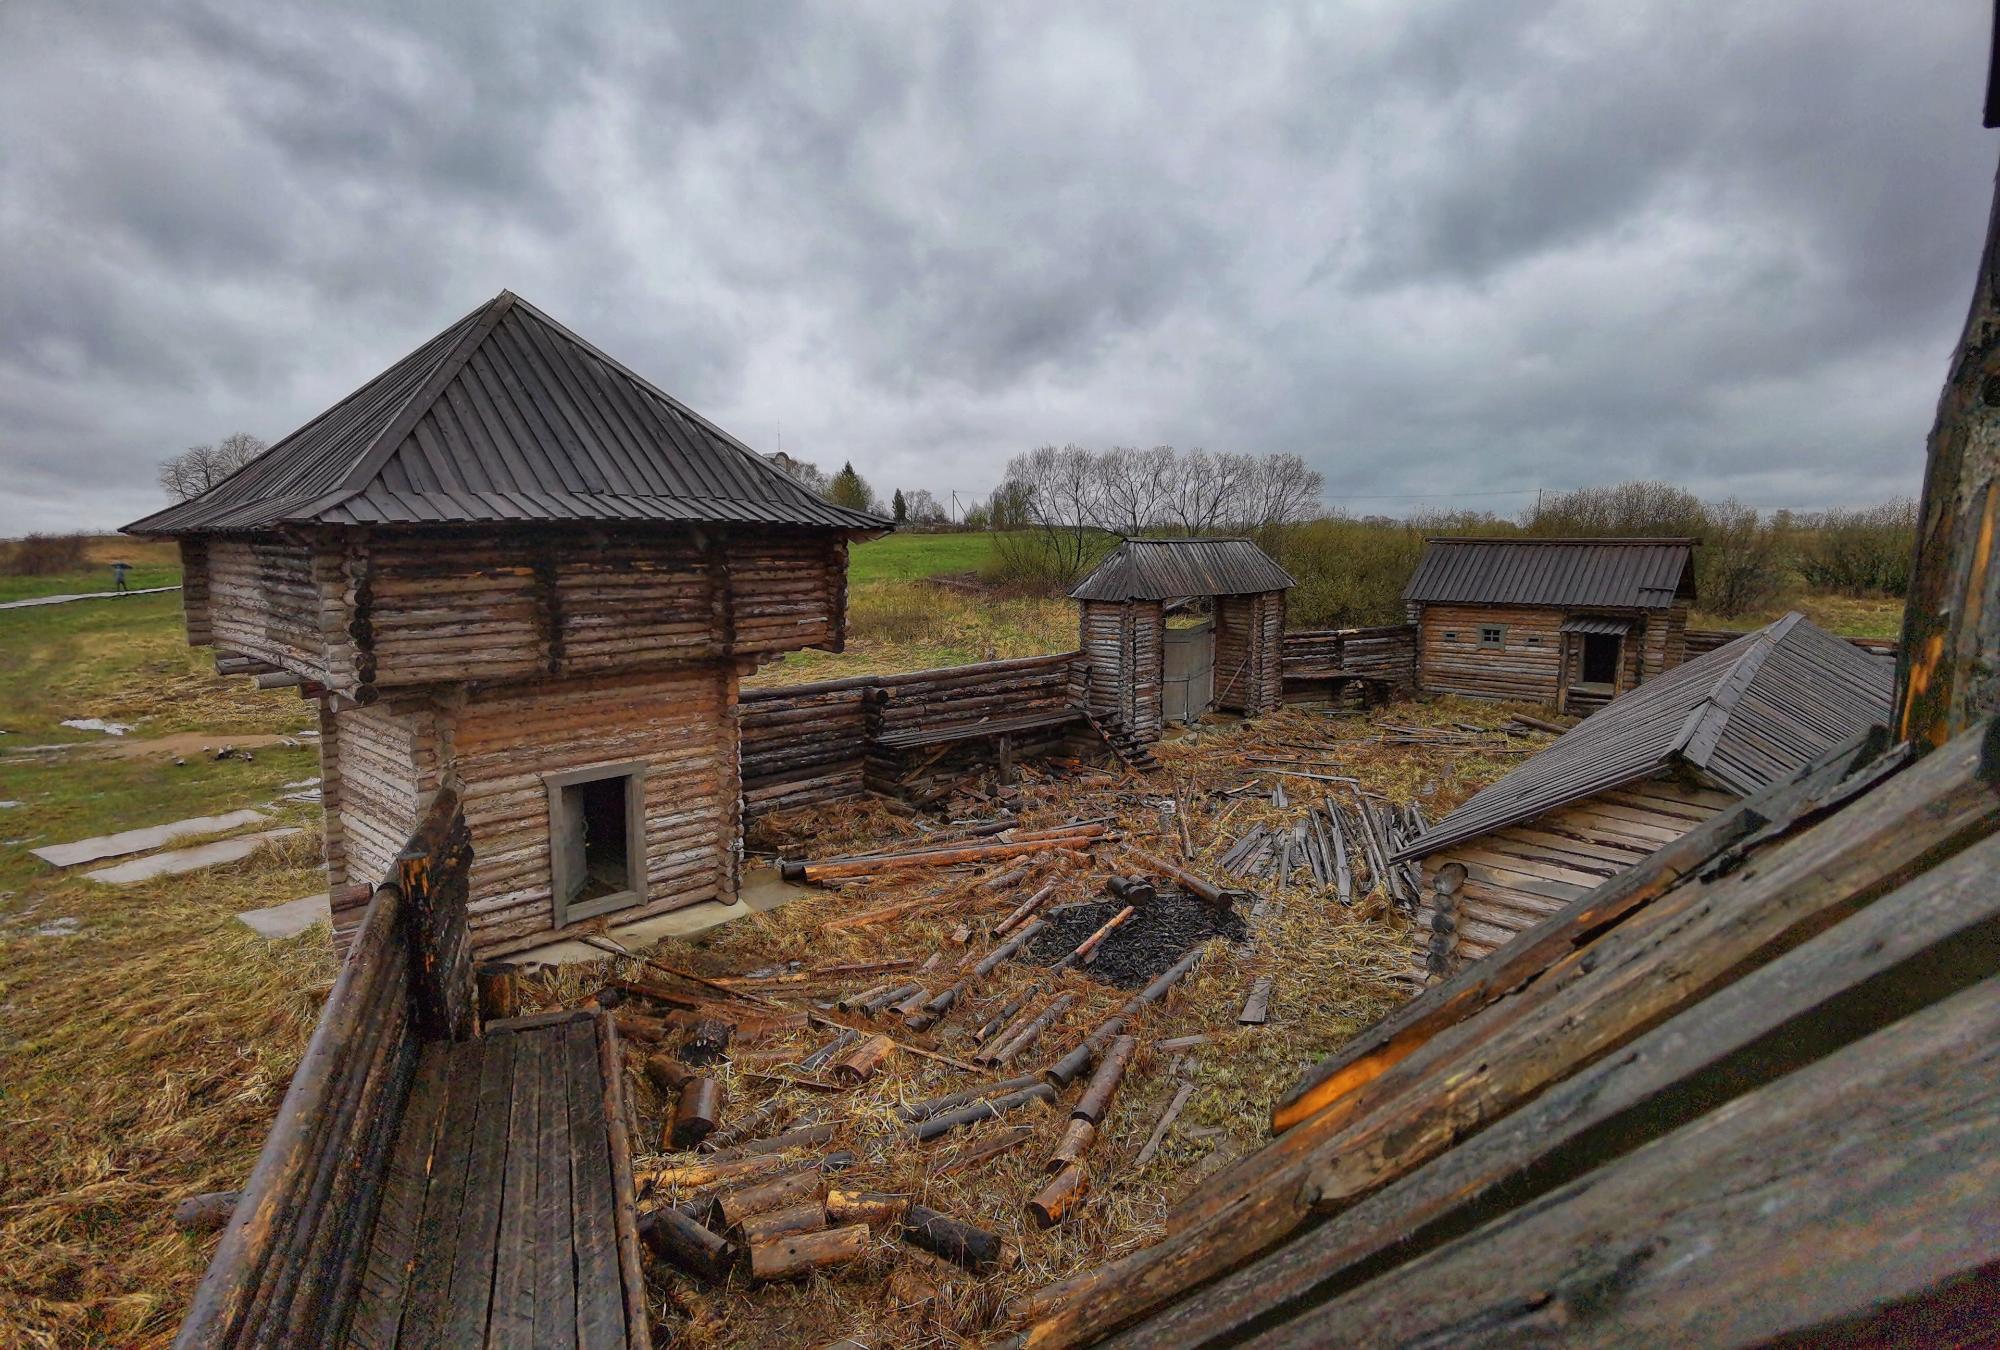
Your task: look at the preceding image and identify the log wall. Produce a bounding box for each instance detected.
[739,651,1083,816]
[327,666,738,955]
[1078,600,1164,741]
[1416,603,1567,703]
[1280,624,1418,700]
[1213,590,1286,716]
[356,525,846,690]
[1411,772,1734,983]
[1688,626,1898,659]
[199,536,335,683]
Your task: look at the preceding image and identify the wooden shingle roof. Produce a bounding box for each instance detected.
[124,292,889,536]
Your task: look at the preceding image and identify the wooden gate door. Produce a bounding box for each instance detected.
[1163,620,1215,725]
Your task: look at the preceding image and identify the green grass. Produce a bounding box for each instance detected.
[0,562,182,604]
[0,591,313,742]
[845,531,1009,583]
[1692,592,1905,641]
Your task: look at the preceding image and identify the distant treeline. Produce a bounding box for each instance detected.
[2,532,90,576]
[978,476,1918,628]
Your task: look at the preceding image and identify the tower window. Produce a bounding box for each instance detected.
[546,762,648,925]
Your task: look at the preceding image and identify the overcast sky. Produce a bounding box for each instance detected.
[0,1,1991,537]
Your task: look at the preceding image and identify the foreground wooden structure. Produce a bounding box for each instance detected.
[174,789,648,1348]
[127,291,886,956]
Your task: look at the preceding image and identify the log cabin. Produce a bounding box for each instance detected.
[1403,536,1697,714]
[1390,612,1893,983]
[1069,537,1295,741]
[125,290,886,956]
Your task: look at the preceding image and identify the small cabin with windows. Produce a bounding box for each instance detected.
[1393,613,1892,985]
[1069,537,1296,742]
[125,290,886,956]
[1403,536,1697,713]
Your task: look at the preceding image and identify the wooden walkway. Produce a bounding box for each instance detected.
[348,1014,642,1349]
[174,793,647,1350]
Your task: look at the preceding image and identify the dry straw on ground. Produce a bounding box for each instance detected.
[519,698,1543,1348]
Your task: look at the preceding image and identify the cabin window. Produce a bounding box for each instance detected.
[546,762,648,926]
[1478,625,1506,649]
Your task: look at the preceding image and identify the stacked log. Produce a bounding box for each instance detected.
[740,652,1084,817]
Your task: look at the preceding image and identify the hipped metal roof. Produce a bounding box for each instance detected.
[1403,537,1696,610]
[124,292,890,535]
[1394,613,1893,861]
[1069,537,1297,602]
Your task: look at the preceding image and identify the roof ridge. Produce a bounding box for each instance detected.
[293,290,519,520]
[502,294,859,515]
[1673,612,1804,767]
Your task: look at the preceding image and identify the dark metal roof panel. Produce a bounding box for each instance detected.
[1068,537,1297,601]
[1402,538,1696,610]
[124,292,889,536]
[1560,615,1634,635]
[1396,614,1892,860]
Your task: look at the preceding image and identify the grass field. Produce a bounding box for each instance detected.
[845,529,1005,583]
[0,537,182,604]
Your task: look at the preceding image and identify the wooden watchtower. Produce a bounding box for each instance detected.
[126,291,886,956]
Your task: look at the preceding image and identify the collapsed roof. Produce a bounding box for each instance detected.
[1396,612,1893,861]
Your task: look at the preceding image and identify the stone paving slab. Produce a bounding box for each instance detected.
[237,892,330,940]
[32,808,270,868]
[85,827,303,885]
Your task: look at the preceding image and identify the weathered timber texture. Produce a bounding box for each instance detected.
[739,652,1082,816]
[1898,145,2000,749]
[1411,599,1690,712]
[1278,625,1417,705]
[1078,599,1164,743]
[328,666,737,955]
[1408,773,1735,982]
[175,795,648,1350]
[1213,590,1286,716]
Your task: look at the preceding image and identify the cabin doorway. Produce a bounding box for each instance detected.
[1162,619,1215,724]
[547,762,648,925]
[1580,632,1621,686]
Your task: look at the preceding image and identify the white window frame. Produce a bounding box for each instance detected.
[544,760,649,926]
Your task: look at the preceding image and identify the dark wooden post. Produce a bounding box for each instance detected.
[1899,142,2000,751]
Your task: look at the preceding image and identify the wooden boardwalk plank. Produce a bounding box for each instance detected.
[345,1042,452,1350]
[564,1019,625,1350]
[441,1036,515,1344]
[397,1041,486,1345]
[488,1032,543,1349]
[531,1033,576,1350]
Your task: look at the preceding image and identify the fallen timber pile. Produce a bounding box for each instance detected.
[506,700,1533,1346]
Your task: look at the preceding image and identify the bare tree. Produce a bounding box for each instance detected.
[1232,452,1324,533]
[766,452,832,496]
[1093,445,1177,535]
[903,488,948,524]
[158,432,268,501]
[998,444,1104,580]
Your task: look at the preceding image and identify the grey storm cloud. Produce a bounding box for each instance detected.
[0,0,1990,537]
